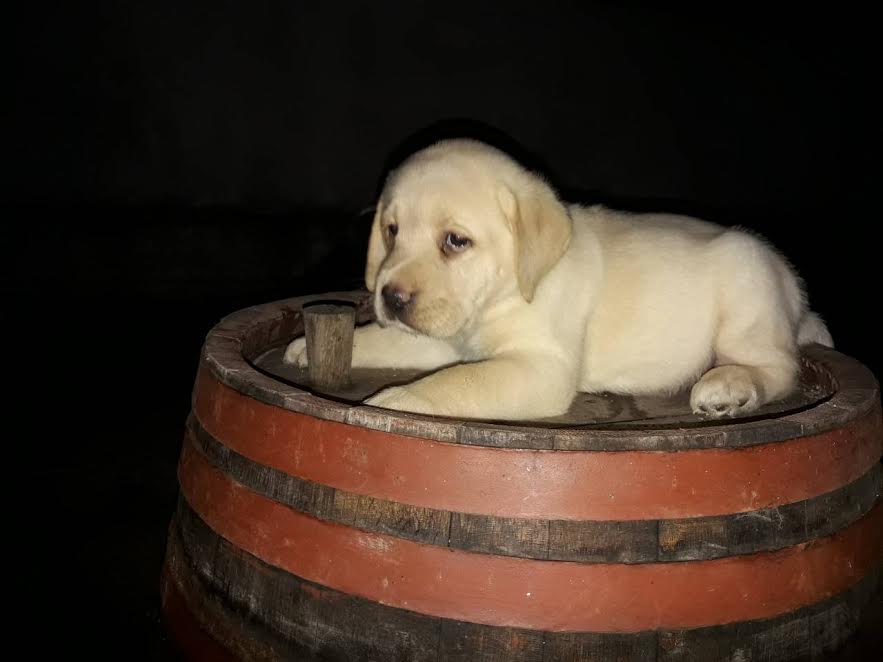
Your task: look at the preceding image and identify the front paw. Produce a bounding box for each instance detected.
[365,386,437,415]
[282,337,308,367]
[690,366,759,418]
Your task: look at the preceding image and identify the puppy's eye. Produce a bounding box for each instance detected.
[442,232,472,254]
[386,223,398,239]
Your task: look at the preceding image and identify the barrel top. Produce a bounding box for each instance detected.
[201,291,880,450]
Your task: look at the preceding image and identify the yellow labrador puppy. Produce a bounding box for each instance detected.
[284,139,833,420]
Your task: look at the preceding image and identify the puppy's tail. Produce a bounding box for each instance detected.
[798,311,834,348]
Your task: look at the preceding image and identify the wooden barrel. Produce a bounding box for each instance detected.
[161,291,883,661]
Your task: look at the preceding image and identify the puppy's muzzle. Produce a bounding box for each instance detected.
[381,284,415,320]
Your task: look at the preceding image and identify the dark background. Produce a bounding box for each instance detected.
[6,2,880,658]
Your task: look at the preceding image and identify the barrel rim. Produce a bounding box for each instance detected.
[201,291,881,450]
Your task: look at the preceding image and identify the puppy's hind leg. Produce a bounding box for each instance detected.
[690,232,801,418]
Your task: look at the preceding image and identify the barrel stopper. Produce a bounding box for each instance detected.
[303,303,355,390]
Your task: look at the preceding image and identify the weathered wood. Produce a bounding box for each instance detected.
[805,463,883,540]
[188,415,881,562]
[543,631,658,662]
[809,566,881,660]
[658,615,813,662]
[303,303,355,391]
[436,620,546,662]
[657,568,882,662]
[170,505,554,661]
[164,500,881,662]
[548,518,659,563]
[449,513,550,559]
[160,572,240,662]
[198,361,354,426]
[164,514,298,661]
[659,464,881,562]
[331,488,452,548]
[345,403,463,443]
[168,498,466,662]
[457,422,555,450]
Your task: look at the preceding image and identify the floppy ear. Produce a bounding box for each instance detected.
[497,180,572,302]
[364,202,386,292]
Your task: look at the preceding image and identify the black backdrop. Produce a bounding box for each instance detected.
[8,4,877,362]
[6,2,880,658]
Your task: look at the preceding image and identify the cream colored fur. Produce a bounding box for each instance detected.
[284,139,833,420]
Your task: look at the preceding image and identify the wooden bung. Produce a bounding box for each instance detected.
[303,303,355,390]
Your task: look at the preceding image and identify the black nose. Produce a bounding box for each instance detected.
[382,285,413,314]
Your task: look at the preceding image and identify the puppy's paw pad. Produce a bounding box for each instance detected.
[690,368,759,418]
[282,337,308,367]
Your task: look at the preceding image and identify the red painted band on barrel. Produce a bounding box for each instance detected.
[178,440,883,632]
[194,367,882,520]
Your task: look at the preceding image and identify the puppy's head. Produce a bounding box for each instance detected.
[365,139,572,338]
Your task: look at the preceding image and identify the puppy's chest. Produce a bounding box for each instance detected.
[453,333,494,362]
[452,317,523,361]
